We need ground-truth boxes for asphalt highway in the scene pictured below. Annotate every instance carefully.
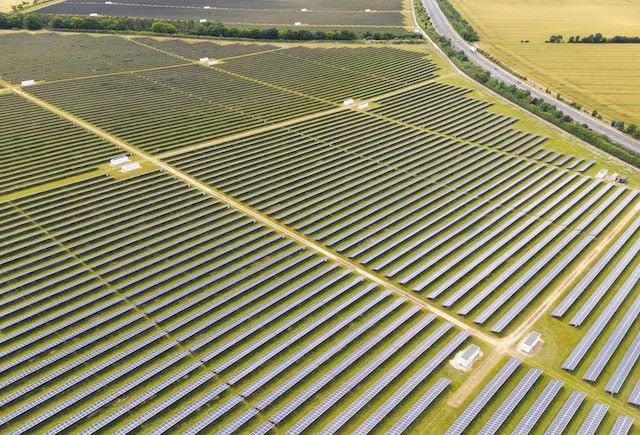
[421,0,640,155]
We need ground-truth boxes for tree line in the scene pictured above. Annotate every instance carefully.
[435,0,479,42]
[0,12,422,41]
[547,33,640,43]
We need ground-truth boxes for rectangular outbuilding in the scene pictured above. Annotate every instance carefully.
[521,331,541,354]
[121,161,141,173]
[457,344,480,369]
[110,155,130,165]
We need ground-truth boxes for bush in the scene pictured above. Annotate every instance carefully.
[151,21,176,34]
[23,13,41,30]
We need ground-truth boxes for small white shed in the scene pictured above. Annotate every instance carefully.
[110,155,130,165]
[203,5,210,9]
[121,161,141,173]
[521,331,541,354]
[200,18,207,23]
[199,57,209,63]
[294,21,302,26]
[457,344,480,369]
[342,98,355,106]
[208,59,219,66]
[358,101,369,109]
[20,79,36,87]
[301,8,307,12]
[89,12,99,16]
[596,169,608,179]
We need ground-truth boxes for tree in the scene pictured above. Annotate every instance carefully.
[151,21,176,34]
[611,119,625,130]
[23,14,42,30]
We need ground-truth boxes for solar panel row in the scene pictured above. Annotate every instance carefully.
[445,358,521,435]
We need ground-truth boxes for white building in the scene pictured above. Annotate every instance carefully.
[121,161,141,173]
[20,79,36,87]
[301,8,307,12]
[294,21,302,26]
[596,169,608,179]
[457,344,480,369]
[342,98,355,106]
[521,331,541,354]
[200,18,207,23]
[208,60,219,66]
[204,5,210,9]
[358,101,369,109]
[89,12,99,17]
[199,57,209,63]
[110,155,130,165]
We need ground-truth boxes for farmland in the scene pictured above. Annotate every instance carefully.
[449,0,640,126]
[1,29,639,433]
[36,0,411,34]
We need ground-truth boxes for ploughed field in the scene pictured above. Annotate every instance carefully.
[0,31,638,433]
[450,0,640,126]
[36,0,410,34]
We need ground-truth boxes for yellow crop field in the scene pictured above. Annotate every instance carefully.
[450,0,640,125]
[0,0,17,11]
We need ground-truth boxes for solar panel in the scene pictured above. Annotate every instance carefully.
[446,358,521,435]
[182,395,244,435]
[384,378,451,435]
[628,379,640,405]
[563,268,640,370]
[570,235,640,327]
[583,294,640,382]
[512,379,563,435]
[214,283,374,374]
[243,298,411,399]
[354,332,468,434]
[251,305,419,434]
[610,415,634,435]
[287,317,437,434]
[544,391,585,435]
[605,330,640,394]
[479,368,542,435]
[319,321,453,434]
[577,403,608,435]
[552,215,640,318]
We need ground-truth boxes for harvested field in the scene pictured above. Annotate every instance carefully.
[451,0,640,125]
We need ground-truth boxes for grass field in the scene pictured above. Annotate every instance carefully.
[1,30,639,432]
[450,0,640,126]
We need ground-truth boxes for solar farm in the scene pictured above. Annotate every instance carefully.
[1,29,639,434]
[36,0,411,34]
